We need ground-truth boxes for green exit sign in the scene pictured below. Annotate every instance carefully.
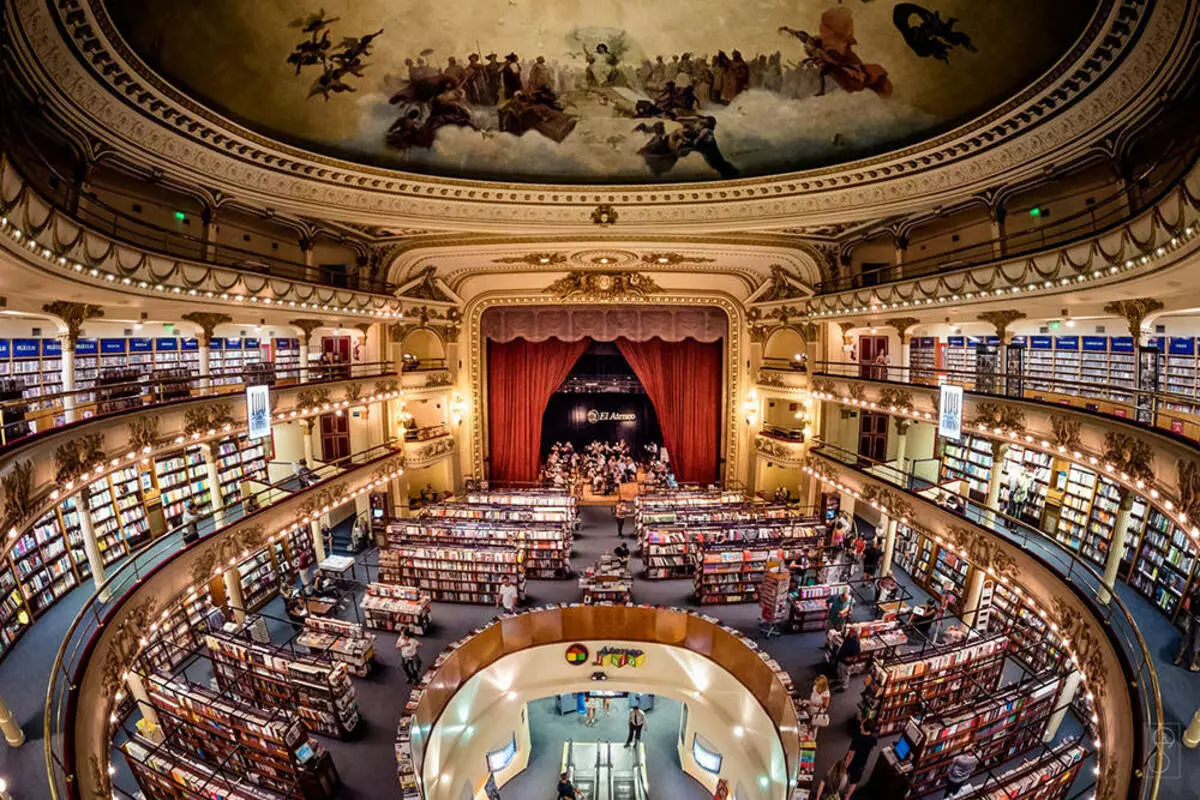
[1029,207,1042,218]
[1048,320,1061,329]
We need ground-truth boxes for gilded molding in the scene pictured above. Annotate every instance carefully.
[976,310,1027,341]
[289,319,326,340]
[1,460,34,525]
[296,387,332,408]
[544,271,662,301]
[54,433,105,484]
[884,317,921,344]
[1178,459,1200,521]
[492,252,568,266]
[1101,432,1156,485]
[42,301,103,347]
[181,312,233,346]
[1049,415,1083,450]
[972,402,1025,433]
[943,525,1019,582]
[127,417,160,451]
[182,404,235,437]
[1102,298,1165,339]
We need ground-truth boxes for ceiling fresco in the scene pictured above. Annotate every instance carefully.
[103,0,1098,184]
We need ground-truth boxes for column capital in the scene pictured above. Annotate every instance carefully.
[884,317,921,345]
[976,310,1027,344]
[1102,298,1164,340]
[290,318,326,340]
[42,301,104,347]
[181,312,233,347]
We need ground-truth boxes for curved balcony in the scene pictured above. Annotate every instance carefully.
[43,442,405,800]
[811,361,1200,543]
[0,151,406,320]
[804,442,1164,800]
[805,149,1200,318]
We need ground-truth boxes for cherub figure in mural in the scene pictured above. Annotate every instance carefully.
[634,116,740,179]
[286,10,381,98]
[779,6,892,97]
[892,3,977,62]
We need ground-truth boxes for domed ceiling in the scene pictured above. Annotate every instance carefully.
[103,0,1099,185]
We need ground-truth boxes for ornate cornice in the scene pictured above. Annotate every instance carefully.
[976,310,1027,342]
[884,317,921,344]
[1102,298,1165,339]
[543,271,662,301]
[6,0,1186,230]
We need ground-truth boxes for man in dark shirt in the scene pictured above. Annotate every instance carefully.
[1174,584,1200,671]
[843,718,878,796]
[834,626,861,692]
[614,541,631,569]
[861,542,883,580]
[557,772,580,799]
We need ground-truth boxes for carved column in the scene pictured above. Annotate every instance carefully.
[290,319,325,383]
[223,567,247,623]
[977,310,1027,394]
[893,417,911,474]
[960,567,989,629]
[300,237,317,282]
[0,693,24,747]
[1099,488,1136,606]
[43,301,104,424]
[310,519,328,563]
[989,205,1007,258]
[984,440,1010,526]
[201,205,219,261]
[880,517,898,576]
[885,317,920,373]
[182,312,233,390]
[1103,299,1165,423]
[77,502,109,601]
[893,233,907,270]
[199,443,224,517]
[299,418,315,465]
[126,671,162,736]
[1043,670,1082,742]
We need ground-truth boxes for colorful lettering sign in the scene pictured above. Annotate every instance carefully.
[592,646,645,669]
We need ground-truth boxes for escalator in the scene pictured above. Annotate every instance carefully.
[561,740,649,800]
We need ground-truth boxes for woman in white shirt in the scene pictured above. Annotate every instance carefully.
[807,674,831,728]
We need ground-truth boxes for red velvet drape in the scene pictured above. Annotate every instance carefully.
[487,338,589,484]
[616,337,722,484]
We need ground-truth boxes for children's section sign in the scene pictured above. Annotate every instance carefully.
[592,646,645,668]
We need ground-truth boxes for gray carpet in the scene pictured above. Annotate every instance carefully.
[1,506,1194,800]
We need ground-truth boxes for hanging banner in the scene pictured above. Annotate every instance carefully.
[245,384,272,440]
[938,384,964,441]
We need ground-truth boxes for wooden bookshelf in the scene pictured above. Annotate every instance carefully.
[862,634,1009,735]
[824,620,907,674]
[205,627,361,739]
[298,617,376,677]
[790,582,851,632]
[692,539,807,604]
[903,674,1061,795]
[388,518,571,579]
[579,554,632,604]
[378,544,525,605]
[360,584,431,634]
[953,740,1085,800]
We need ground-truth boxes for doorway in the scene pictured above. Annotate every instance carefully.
[858,335,889,380]
[319,412,350,463]
[858,411,888,464]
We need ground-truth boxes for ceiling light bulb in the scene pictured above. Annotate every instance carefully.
[1065,319,1075,328]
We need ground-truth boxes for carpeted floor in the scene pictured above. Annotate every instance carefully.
[4,504,1196,800]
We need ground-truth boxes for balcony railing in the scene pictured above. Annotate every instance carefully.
[43,441,403,800]
[0,360,398,452]
[810,440,1163,800]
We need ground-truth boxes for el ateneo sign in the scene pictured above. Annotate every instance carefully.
[586,409,637,424]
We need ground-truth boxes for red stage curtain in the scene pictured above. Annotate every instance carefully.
[487,338,589,484]
[616,338,722,484]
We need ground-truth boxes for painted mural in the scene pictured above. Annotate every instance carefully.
[104,0,1098,184]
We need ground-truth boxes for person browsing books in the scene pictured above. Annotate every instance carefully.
[497,575,520,614]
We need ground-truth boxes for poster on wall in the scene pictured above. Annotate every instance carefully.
[938,384,964,441]
[245,384,272,440]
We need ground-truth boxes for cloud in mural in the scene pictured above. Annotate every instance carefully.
[352,87,937,182]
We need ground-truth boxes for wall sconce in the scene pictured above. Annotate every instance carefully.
[450,394,468,426]
[742,389,759,426]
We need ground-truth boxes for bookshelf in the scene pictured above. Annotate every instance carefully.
[378,544,525,605]
[140,589,213,673]
[909,336,938,383]
[940,435,993,500]
[462,489,577,509]
[388,519,571,579]
[988,582,1069,675]
[1051,336,1081,390]
[139,671,337,800]
[692,539,806,604]
[1054,464,1096,553]
[423,501,576,524]
[298,617,376,677]
[824,619,906,672]
[1082,476,1146,569]
[579,554,633,604]
[155,445,212,528]
[123,735,296,800]
[10,511,77,615]
[238,549,280,613]
[996,445,1052,525]
[215,435,270,507]
[0,560,28,659]
[790,583,851,632]
[893,523,920,577]
[206,626,361,738]
[360,584,432,634]
[84,475,129,567]
[57,496,90,580]
[953,741,1084,800]
[862,634,1009,735]
[274,338,301,382]
[1130,508,1196,618]
[903,674,1061,795]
